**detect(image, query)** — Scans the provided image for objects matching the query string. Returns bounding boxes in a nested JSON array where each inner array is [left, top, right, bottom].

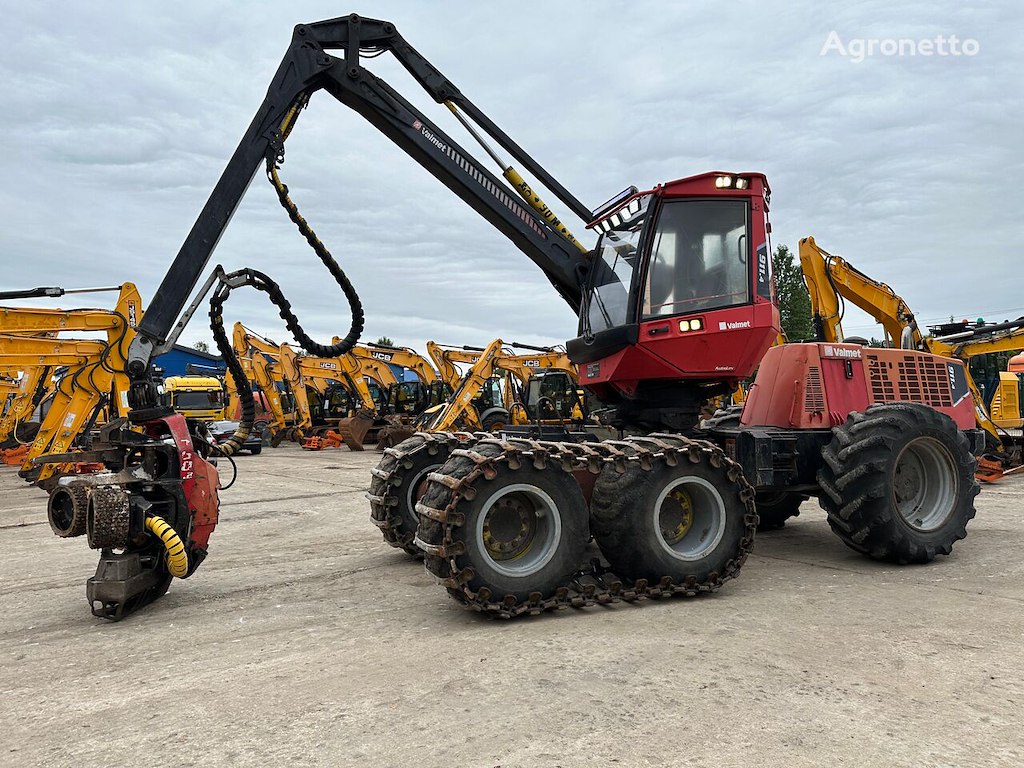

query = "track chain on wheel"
[[68, 483, 92, 537], [366, 432, 474, 556], [413, 433, 758, 618]]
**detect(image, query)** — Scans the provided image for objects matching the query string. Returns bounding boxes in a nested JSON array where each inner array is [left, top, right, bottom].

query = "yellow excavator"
[[277, 341, 392, 448], [352, 342, 447, 419], [338, 342, 453, 449], [1, 368, 46, 464], [422, 340, 585, 426], [426, 341, 485, 389], [414, 339, 591, 433], [231, 323, 417, 449], [0, 363, 51, 448], [0, 284, 143, 479], [229, 323, 305, 441]]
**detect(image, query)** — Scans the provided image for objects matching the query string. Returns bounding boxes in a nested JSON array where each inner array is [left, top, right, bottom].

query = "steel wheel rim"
[[893, 437, 957, 531], [475, 484, 562, 577], [653, 476, 727, 561], [406, 464, 442, 527]]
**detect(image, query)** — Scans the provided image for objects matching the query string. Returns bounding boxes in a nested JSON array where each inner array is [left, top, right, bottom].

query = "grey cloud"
[[2, 0, 1021, 349]]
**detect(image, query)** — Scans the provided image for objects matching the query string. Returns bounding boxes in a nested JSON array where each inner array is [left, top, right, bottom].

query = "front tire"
[[754, 491, 807, 531], [590, 441, 754, 584], [368, 433, 457, 557], [818, 403, 979, 563], [419, 441, 589, 602]]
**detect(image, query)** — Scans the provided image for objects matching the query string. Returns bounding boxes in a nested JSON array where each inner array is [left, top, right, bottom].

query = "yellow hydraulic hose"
[[443, 102, 588, 253], [502, 166, 587, 252], [145, 515, 189, 578]]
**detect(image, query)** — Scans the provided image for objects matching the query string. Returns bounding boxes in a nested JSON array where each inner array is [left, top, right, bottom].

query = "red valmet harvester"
[[30, 14, 982, 619]]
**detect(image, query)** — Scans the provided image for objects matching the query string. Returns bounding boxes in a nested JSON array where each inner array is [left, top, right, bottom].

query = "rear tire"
[[481, 413, 508, 433], [754, 491, 806, 531], [590, 442, 753, 584], [818, 403, 979, 563], [249, 444, 262, 455]]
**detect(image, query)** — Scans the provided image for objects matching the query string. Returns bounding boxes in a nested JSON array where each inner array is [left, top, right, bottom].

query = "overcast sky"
[[3, 1, 1021, 355]]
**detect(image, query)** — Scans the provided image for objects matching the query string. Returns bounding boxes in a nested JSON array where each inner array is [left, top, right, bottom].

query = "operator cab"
[[567, 172, 780, 399], [521, 370, 586, 422]]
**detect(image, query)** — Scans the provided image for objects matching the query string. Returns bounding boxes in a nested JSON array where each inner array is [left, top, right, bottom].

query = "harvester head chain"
[[87, 485, 131, 550], [65, 482, 92, 538], [414, 432, 758, 618], [365, 431, 467, 557]]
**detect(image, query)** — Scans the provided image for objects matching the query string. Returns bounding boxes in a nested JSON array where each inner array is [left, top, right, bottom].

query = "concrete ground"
[[1, 445, 1022, 768]]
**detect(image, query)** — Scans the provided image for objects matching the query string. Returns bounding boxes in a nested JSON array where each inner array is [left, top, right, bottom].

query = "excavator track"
[[407, 432, 757, 618]]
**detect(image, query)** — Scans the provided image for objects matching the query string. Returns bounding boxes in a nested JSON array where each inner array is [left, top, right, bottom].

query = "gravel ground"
[[1, 445, 1022, 768]]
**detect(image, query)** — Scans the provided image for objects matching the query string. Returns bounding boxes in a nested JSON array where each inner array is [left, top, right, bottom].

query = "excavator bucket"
[[334, 409, 375, 451], [375, 417, 416, 450]]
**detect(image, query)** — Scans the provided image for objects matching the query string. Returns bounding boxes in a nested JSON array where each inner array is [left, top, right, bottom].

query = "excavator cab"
[[568, 172, 780, 427], [521, 370, 586, 422]]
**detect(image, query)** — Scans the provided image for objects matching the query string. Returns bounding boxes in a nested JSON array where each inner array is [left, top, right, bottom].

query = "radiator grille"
[[867, 353, 952, 407], [804, 366, 825, 412]]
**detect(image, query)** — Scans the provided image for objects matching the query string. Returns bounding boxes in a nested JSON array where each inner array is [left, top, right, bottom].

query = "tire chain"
[[366, 431, 476, 556], [372, 431, 758, 618]]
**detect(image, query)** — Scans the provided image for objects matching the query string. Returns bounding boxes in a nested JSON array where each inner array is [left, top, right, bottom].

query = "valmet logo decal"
[[822, 345, 862, 359]]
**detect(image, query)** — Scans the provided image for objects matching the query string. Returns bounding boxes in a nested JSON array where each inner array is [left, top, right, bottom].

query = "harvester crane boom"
[[127, 14, 594, 392]]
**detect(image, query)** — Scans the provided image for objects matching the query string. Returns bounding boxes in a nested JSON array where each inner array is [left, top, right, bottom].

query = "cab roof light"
[[593, 185, 640, 220]]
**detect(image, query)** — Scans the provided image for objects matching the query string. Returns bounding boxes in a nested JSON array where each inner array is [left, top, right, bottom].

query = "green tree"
[[772, 244, 814, 341], [375, 336, 395, 347], [192, 340, 210, 353]]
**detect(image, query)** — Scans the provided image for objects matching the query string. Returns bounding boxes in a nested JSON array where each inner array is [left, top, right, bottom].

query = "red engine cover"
[[740, 343, 975, 430]]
